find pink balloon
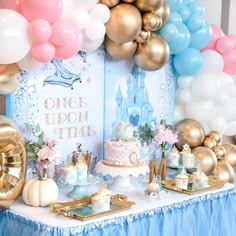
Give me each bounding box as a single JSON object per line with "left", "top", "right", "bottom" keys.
{"left": 21, "top": 0, "right": 62, "bottom": 23}
{"left": 201, "top": 24, "right": 225, "bottom": 51}
{"left": 229, "top": 35, "right": 236, "bottom": 50}
{"left": 0, "top": 0, "right": 22, "bottom": 13}
{"left": 224, "top": 64, "right": 236, "bottom": 75}
{"left": 216, "top": 36, "right": 234, "bottom": 54}
{"left": 28, "top": 19, "right": 52, "bottom": 44}
{"left": 31, "top": 42, "right": 55, "bottom": 62}
{"left": 54, "top": 25, "right": 83, "bottom": 59}
{"left": 50, "top": 20, "right": 75, "bottom": 46}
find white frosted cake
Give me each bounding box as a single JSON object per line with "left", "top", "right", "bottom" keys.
{"left": 103, "top": 120, "right": 143, "bottom": 167}
{"left": 192, "top": 164, "right": 208, "bottom": 190}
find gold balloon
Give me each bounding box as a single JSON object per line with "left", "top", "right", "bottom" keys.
{"left": 0, "top": 116, "right": 27, "bottom": 204}
{"left": 203, "top": 137, "right": 216, "bottom": 149}
{"left": 222, "top": 143, "right": 236, "bottom": 170}
{"left": 135, "top": 0, "right": 165, "bottom": 13}
{"left": 213, "top": 159, "right": 235, "bottom": 183}
{"left": 134, "top": 32, "right": 169, "bottom": 71}
{"left": 207, "top": 131, "right": 222, "bottom": 145}
{"left": 175, "top": 118, "right": 205, "bottom": 150}
{"left": 136, "top": 30, "right": 151, "bottom": 44}
{"left": 105, "top": 3, "right": 142, "bottom": 43}
{"left": 192, "top": 146, "right": 217, "bottom": 175}
{"left": 104, "top": 36, "right": 137, "bottom": 59}
{"left": 142, "top": 12, "right": 162, "bottom": 31}
{"left": 155, "top": 1, "right": 170, "bottom": 26}
{"left": 122, "top": 0, "right": 135, "bottom": 3}
{"left": 99, "top": 0, "right": 120, "bottom": 8}
{"left": 213, "top": 145, "right": 226, "bottom": 159}
{"left": 0, "top": 64, "right": 19, "bottom": 95}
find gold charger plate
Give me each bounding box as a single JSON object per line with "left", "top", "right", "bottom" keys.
{"left": 51, "top": 194, "right": 135, "bottom": 221}
{"left": 161, "top": 176, "right": 225, "bottom": 195}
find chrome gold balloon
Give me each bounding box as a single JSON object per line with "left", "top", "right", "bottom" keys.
{"left": 203, "top": 137, "right": 216, "bottom": 149}
{"left": 105, "top": 3, "right": 142, "bottom": 43}
{"left": 192, "top": 146, "right": 217, "bottom": 175}
{"left": 175, "top": 118, "right": 205, "bottom": 150}
{"left": 105, "top": 36, "right": 137, "bottom": 59}
{"left": 134, "top": 32, "right": 169, "bottom": 71}
{"left": 136, "top": 30, "right": 151, "bottom": 44}
{"left": 135, "top": 0, "right": 165, "bottom": 13}
{"left": 213, "top": 159, "right": 235, "bottom": 183}
{"left": 99, "top": 0, "right": 120, "bottom": 8}
{"left": 142, "top": 12, "right": 163, "bottom": 31}
{"left": 207, "top": 131, "right": 222, "bottom": 145}
{"left": 155, "top": 0, "right": 170, "bottom": 26}
{"left": 213, "top": 145, "right": 226, "bottom": 159}
{"left": 0, "top": 64, "right": 19, "bottom": 95}
{"left": 0, "top": 116, "right": 27, "bottom": 204}
{"left": 222, "top": 143, "right": 236, "bottom": 170}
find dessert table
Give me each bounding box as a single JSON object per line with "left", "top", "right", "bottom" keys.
{"left": 0, "top": 183, "right": 236, "bottom": 236}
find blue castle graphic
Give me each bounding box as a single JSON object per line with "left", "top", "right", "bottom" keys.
{"left": 112, "top": 64, "right": 156, "bottom": 130}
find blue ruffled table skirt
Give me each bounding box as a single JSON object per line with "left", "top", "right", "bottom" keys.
{"left": 1, "top": 184, "right": 236, "bottom": 236}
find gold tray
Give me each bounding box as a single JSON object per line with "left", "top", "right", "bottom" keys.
{"left": 161, "top": 176, "right": 225, "bottom": 195}
{"left": 51, "top": 194, "right": 135, "bottom": 221}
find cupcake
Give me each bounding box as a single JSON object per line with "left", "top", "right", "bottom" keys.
{"left": 181, "top": 144, "right": 195, "bottom": 168}
{"left": 167, "top": 146, "right": 180, "bottom": 167}
{"left": 175, "top": 173, "right": 189, "bottom": 190}
{"left": 63, "top": 165, "right": 77, "bottom": 184}
{"left": 192, "top": 163, "right": 208, "bottom": 190}
{"left": 146, "top": 177, "right": 160, "bottom": 195}
{"left": 91, "top": 184, "right": 112, "bottom": 214}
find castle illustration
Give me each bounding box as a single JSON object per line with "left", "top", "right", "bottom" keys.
{"left": 112, "top": 64, "right": 156, "bottom": 131}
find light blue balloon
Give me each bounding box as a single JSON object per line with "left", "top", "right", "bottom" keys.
{"left": 178, "top": 5, "right": 191, "bottom": 22}
{"left": 168, "top": 23, "right": 190, "bottom": 54}
{"left": 167, "top": 0, "right": 183, "bottom": 11}
{"left": 186, "top": 14, "right": 204, "bottom": 32}
{"left": 168, "top": 12, "right": 183, "bottom": 24}
{"left": 183, "top": 0, "right": 193, "bottom": 4}
{"left": 173, "top": 48, "right": 203, "bottom": 75}
{"left": 189, "top": 20, "right": 212, "bottom": 49}
{"left": 158, "top": 23, "right": 178, "bottom": 42}
{"left": 188, "top": 1, "right": 205, "bottom": 15}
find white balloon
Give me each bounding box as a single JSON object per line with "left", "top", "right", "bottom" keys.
{"left": 17, "top": 53, "right": 44, "bottom": 72}
{"left": 185, "top": 100, "right": 217, "bottom": 121}
{"left": 175, "top": 88, "right": 192, "bottom": 103}
{"left": 89, "top": 4, "right": 110, "bottom": 23}
{"left": 74, "top": 0, "right": 98, "bottom": 11}
{"left": 177, "top": 75, "right": 193, "bottom": 88}
{"left": 80, "top": 31, "right": 104, "bottom": 52}
{"left": 174, "top": 103, "right": 186, "bottom": 124}
{"left": 0, "top": 9, "right": 30, "bottom": 64}
{"left": 221, "top": 97, "right": 236, "bottom": 122}
{"left": 223, "top": 121, "right": 236, "bottom": 136}
{"left": 208, "top": 116, "right": 227, "bottom": 134}
{"left": 201, "top": 50, "right": 224, "bottom": 73}
{"left": 72, "top": 8, "right": 91, "bottom": 30}
{"left": 191, "top": 72, "right": 220, "bottom": 101}
{"left": 85, "top": 19, "right": 106, "bottom": 41}
{"left": 61, "top": 0, "right": 74, "bottom": 19}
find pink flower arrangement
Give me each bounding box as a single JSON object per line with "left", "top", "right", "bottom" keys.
{"left": 151, "top": 120, "right": 179, "bottom": 158}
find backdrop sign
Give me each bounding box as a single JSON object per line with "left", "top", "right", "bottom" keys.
{"left": 6, "top": 47, "right": 175, "bottom": 161}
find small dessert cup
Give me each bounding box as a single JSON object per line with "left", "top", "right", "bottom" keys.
{"left": 91, "top": 195, "right": 111, "bottom": 214}
{"left": 175, "top": 174, "right": 189, "bottom": 190}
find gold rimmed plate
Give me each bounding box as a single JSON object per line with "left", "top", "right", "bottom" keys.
{"left": 51, "top": 194, "right": 135, "bottom": 221}
{"left": 161, "top": 176, "right": 225, "bottom": 195}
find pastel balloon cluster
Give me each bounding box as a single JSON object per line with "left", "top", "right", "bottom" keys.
{"left": 201, "top": 24, "right": 236, "bottom": 75}
{"left": 174, "top": 50, "right": 236, "bottom": 137}
{"left": 158, "top": 0, "right": 211, "bottom": 76}
{"left": 102, "top": 0, "right": 171, "bottom": 71}
{"left": 0, "top": 0, "right": 110, "bottom": 73}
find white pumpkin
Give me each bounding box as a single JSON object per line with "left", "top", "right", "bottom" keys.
{"left": 22, "top": 178, "right": 59, "bottom": 207}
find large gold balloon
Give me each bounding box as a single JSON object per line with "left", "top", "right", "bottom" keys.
{"left": 135, "top": 0, "right": 164, "bottom": 12}
{"left": 155, "top": 1, "right": 170, "bottom": 26}
{"left": 104, "top": 36, "right": 137, "bottom": 59}
{"left": 0, "top": 64, "right": 19, "bottom": 95}
{"left": 142, "top": 12, "right": 162, "bottom": 31}
{"left": 99, "top": 0, "right": 120, "bottom": 8}
{"left": 192, "top": 146, "right": 217, "bottom": 175}
{"left": 175, "top": 118, "right": 205, "bottom": 150}
{"left": 222, "top": 143, "right": 236, "bottom": 170}
{"left": 213, "top": 159, "right": 235, "bottom": 183}
{"left": 134, "top": 32, "right": 169, "bottom": 71}
{"left": 105, "top": 3, "right": 142, "bottom": 43}
{"left": 0, "top": 116, "right": 27, "bottom": 206}
{"left": 122, "top": 0, "right": 135, "bottom": 3}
